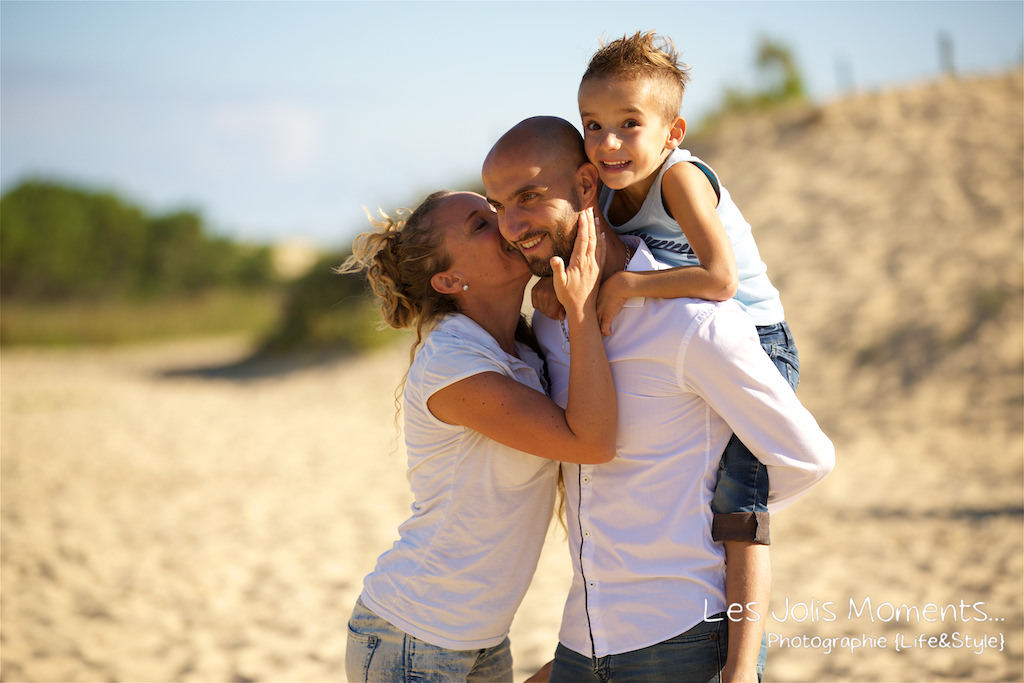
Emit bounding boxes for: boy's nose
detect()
[601,132,621,150]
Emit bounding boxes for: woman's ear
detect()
[430,270,462,295]
[665,116,687,150]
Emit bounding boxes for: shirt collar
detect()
[619,235,662,309]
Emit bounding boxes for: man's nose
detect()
[498,207,529,243]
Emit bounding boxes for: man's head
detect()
[482,116,599,277]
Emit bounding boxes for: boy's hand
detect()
[531,276,565,321]
[596,270,632,335]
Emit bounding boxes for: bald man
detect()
[483,117,833,683]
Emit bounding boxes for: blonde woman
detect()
[341,191,614,682]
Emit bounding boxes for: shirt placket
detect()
[576,463,607,657]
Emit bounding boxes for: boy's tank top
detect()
[599,148,785,326]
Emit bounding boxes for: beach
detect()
[2,71,1022,682]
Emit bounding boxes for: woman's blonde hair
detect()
[338,190,456,352]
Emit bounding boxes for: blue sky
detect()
[3,1,1022,249]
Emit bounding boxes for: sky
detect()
[2,1,1022,250]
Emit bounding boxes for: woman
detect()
[341,191,615,682]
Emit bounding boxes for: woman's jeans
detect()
[345,598,513,683]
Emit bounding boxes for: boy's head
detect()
[581,31,691,124]
[578,31,691,192]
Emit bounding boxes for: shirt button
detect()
[583,530,591,538]
[582,476,591,484]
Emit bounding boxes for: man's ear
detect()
[665,116,687,150]
[576,161,601,205]
[430,270,462,295]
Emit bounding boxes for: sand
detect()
[2,71,1022,682]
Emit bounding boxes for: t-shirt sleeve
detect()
[416,332,512,402]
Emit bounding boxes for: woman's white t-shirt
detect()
[360,313,559,650]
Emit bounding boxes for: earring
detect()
[462,284,469,291]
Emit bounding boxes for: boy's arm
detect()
[597,162,738,334]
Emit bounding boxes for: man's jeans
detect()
[345,598,513,682]
[549,615,728,682]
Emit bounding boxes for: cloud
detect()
[212,101,322,175]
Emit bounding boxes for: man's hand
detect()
[531,276,565,321]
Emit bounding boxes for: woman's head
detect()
[340,191,529,347]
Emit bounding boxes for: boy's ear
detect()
[665,116,687,150]
[430,270,462,295]
[575,161,601,205]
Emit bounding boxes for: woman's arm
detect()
[429,208,617,465]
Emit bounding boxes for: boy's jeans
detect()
[345,598,513,683]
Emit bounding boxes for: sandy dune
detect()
[2,71,1022,681]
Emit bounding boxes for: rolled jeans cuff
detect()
[712,511,771,545]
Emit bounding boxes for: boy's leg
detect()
[710,320,800,543]
[756,321,800,391]
[722,542,769,683]
[710,441,770,682]
[709,322,799,681]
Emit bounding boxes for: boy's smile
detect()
[578,75,684,201]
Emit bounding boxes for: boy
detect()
[537,31,799,682]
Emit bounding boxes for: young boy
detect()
[539,30,799,682]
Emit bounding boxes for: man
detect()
[482,117,834,682]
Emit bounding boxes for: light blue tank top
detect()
[599,148,785,326]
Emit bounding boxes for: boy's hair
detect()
[581,30,692,122]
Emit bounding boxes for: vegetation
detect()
[697,36,808,131]
[0,180,283,346]
[1,180,274,301]
[255,252,406,356]
[0,179,402,354]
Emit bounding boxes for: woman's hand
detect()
[550,207,603,322]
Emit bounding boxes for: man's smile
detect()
[518,235,544,251]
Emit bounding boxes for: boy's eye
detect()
[585,121,601,132]
[623,120,639,128]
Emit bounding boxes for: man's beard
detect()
[526,192,583,278]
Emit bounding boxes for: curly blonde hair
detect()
[338,190,457,351]
[581,30,692,122]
